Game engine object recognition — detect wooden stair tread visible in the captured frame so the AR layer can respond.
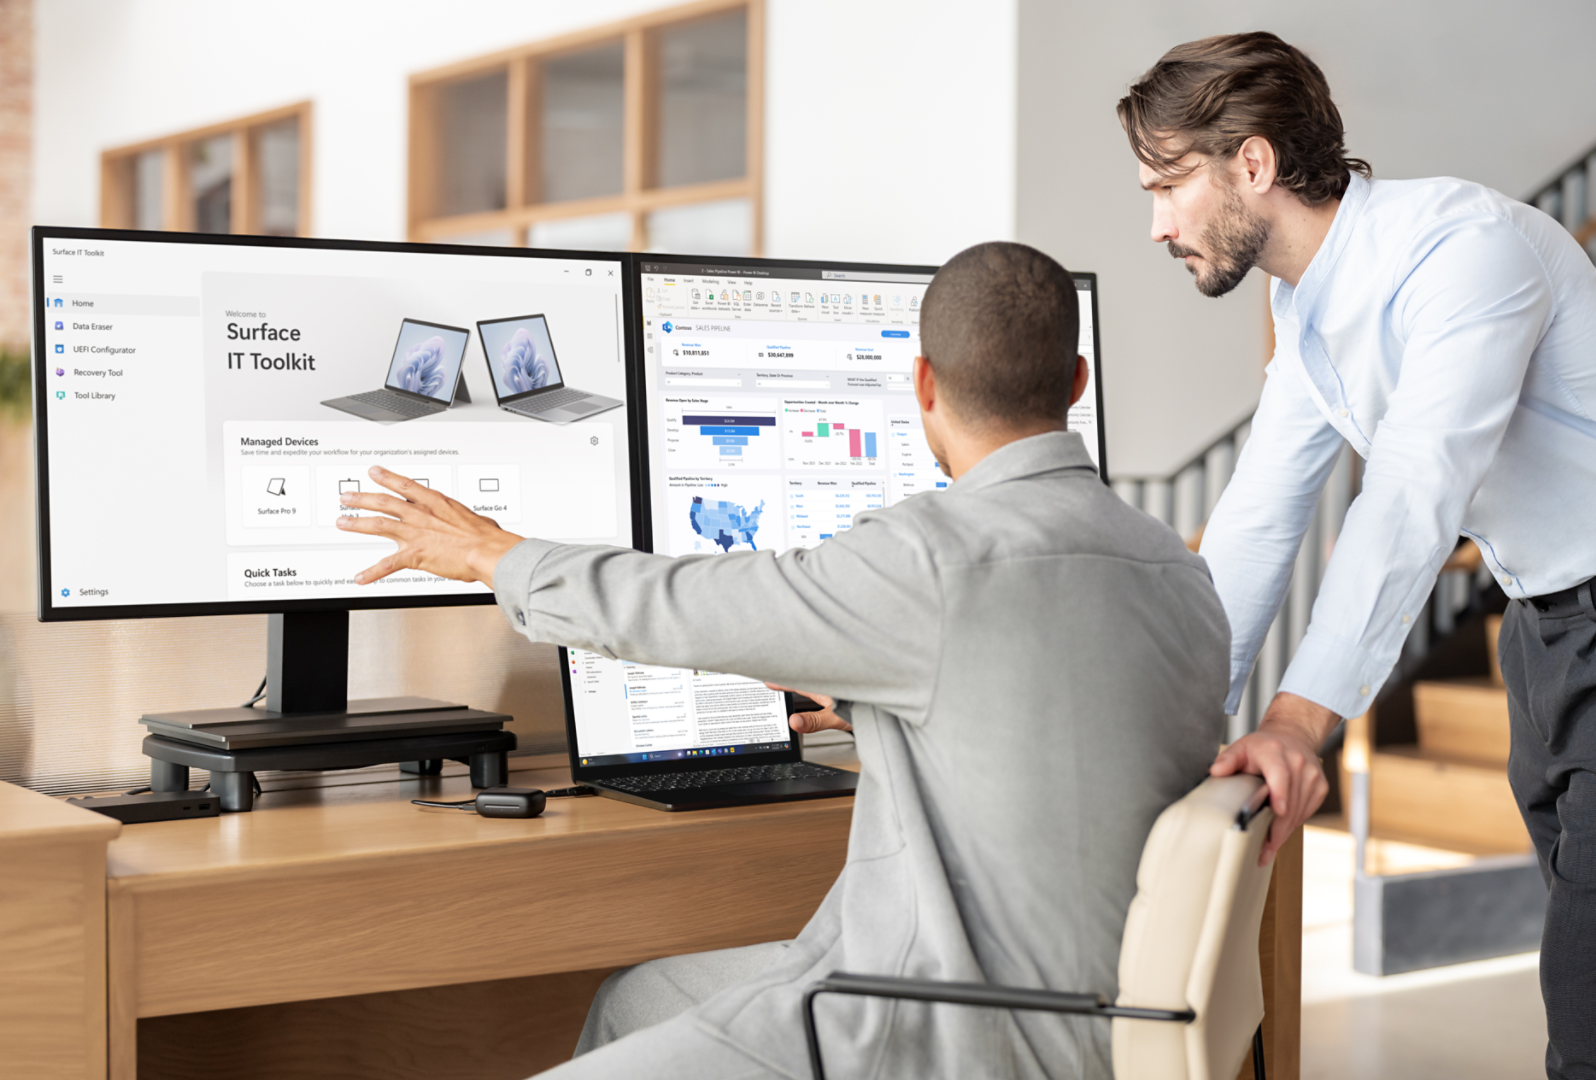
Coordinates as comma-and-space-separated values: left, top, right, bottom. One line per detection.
1368, 744, 1530, 854
1413, 677, 1510, 766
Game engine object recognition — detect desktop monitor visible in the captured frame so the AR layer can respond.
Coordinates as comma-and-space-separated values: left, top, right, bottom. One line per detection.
560, 253, 1106, 778
31, 226, 643, 719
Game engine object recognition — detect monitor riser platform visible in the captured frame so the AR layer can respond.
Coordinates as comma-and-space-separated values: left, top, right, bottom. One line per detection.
138, 613, 515, 812
142, 722, 517, 813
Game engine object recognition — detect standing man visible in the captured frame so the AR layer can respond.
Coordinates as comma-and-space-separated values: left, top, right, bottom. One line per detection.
1119, 32, 1596, 1076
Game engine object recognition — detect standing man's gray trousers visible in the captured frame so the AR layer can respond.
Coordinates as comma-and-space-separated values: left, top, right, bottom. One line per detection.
1501, 578, 1596, 1080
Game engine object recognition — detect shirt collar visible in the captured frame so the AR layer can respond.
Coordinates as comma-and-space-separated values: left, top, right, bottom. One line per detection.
1287, 171, 1371, 321
953, 430, 1098, 493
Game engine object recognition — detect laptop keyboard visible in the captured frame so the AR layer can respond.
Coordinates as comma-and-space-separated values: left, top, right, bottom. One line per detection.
509, 387, 587, 413
603, 762, 849, 795
348, 389, 443, 417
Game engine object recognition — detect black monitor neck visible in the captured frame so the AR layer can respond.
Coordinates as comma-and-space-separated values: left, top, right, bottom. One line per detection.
266, 610, 349, 714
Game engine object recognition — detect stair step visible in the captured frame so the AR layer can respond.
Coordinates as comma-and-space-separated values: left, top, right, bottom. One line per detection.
1370, 746, 1530, 854
1413, 676, 1510, 765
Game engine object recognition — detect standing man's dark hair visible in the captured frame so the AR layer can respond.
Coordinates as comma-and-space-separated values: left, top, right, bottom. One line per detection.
918, 241, 1079, 430
1117, 31, 1370, 206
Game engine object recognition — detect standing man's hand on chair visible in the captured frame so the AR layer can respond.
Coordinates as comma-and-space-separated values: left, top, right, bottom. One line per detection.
1210, 692, 1337, 866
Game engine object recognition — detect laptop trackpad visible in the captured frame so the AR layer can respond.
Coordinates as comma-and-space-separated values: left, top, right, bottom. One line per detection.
711, 777, 855, 799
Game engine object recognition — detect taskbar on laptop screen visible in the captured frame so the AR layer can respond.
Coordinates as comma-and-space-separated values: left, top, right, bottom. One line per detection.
577, 740, 796, 770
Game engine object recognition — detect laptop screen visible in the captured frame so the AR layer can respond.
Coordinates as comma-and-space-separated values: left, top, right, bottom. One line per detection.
480, 315, 565, 401
382, 319, 471, 402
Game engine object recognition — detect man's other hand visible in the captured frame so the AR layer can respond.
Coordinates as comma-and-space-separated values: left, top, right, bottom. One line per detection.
765, 684, 853, 735
336, 466, 525, 588
1211, 691, 1338, 866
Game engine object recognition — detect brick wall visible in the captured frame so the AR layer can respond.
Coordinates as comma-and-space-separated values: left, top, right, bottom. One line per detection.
0, 0, 32, 349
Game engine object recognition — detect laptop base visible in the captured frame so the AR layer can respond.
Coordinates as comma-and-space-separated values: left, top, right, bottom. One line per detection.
590, 763, 858, 812
501, 393, 623, 425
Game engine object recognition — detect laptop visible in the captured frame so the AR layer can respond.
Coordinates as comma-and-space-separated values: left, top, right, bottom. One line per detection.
322, 318, 472, 422
478, 313, 623, 424
560, 650, 858, 811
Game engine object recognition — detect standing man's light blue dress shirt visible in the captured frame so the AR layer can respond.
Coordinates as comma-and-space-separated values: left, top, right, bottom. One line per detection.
1202, 172, 1596, 719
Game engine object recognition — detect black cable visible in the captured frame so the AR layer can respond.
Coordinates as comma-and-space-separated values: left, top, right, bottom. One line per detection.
240, 673, 268, 708
411, 798, 478, 809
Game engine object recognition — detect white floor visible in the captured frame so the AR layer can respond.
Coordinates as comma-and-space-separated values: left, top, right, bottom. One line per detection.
1300, 827, 1548, 1079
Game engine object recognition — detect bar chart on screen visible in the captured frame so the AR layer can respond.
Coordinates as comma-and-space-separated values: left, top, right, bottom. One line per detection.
661, 397, 782, 470
781, 399, 886, 469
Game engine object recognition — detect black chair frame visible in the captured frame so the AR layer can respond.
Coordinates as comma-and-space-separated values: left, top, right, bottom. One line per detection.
801, 787, 1273, 1080
802, 976, 1264, 1080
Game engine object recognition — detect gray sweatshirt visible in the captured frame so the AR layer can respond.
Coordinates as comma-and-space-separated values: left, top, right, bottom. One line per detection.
495, 430, 1228, 1079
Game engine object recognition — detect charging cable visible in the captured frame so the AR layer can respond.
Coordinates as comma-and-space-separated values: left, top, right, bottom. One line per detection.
411, 785, 596, 819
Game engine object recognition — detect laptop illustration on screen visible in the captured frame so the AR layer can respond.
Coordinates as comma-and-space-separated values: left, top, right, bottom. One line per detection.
477, 313, 622, 424
321, 318, 472, 422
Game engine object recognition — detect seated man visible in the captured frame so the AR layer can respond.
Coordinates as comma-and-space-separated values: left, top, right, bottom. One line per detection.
338, 242, 1229, 1080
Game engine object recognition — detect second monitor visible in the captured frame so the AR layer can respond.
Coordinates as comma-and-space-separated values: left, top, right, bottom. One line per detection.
560, 254, 1105, 786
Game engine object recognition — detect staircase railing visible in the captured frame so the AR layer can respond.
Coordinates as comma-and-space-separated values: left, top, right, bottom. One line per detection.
1113, 414, 1494, 741
1528, 141, 1596, 261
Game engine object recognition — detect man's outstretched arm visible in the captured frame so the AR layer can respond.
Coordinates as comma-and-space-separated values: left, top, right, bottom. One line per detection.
338, 466, 942, 724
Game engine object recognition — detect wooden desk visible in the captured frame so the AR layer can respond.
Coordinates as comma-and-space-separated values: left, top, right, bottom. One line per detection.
108, 755, 856, 1079
1, 751, 1301, 1080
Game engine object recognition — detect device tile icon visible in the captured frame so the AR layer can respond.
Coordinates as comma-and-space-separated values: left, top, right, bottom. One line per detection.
338, 480, 360, 495
479, 478, 500, 493
266, 477, 287, 497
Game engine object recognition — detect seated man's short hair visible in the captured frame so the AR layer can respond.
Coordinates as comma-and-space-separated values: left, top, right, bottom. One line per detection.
919, 241, 1080, 429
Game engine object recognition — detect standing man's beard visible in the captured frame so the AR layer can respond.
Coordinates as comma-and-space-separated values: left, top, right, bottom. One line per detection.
1168, 182, 1271, 298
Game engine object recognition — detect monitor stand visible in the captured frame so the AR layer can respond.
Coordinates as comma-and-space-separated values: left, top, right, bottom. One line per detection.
140, 610, 514, 811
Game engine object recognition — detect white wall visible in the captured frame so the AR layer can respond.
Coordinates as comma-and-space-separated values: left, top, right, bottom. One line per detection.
1018, 0, 1596, 477
33, 0, 1015, 264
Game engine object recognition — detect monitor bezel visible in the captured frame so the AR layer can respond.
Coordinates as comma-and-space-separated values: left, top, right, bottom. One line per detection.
31, 225, 648, 622
474, 312, 568, 404
380, 317, 474, 404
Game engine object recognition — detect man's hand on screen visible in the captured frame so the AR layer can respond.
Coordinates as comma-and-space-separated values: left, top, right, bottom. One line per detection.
765, 684, 853, 734
336, 466, 524, 589
1210, 692, 1337, 866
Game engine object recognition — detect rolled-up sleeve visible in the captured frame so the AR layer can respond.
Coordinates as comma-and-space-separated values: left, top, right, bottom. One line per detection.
492, 509, 943, 724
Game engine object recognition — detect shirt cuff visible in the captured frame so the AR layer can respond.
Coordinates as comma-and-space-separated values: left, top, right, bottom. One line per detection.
1276, 625, 1385, 720
493, 538, 562, 634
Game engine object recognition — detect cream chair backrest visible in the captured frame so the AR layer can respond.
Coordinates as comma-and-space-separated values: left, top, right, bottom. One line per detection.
1111, 774, 1275, 1080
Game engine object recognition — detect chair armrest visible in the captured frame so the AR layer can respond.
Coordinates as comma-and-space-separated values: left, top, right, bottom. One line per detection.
801, 972, 1194, 1080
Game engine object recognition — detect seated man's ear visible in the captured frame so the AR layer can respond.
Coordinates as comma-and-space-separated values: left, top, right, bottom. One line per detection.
1069, 354, 1089, 407
913, 355, 937, 414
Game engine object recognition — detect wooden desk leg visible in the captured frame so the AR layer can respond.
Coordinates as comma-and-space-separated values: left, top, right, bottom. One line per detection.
1238, 828, 1303, 1080
108, 888, 137, 1080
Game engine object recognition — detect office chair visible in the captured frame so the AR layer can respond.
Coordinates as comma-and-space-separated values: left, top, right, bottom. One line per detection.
802, 774, 1276, 1080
